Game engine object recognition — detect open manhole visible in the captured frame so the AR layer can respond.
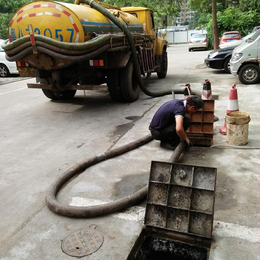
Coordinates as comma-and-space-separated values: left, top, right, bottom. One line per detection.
129, 232, 208, 260
61, 225, 104, 257
128, 162, 217, 260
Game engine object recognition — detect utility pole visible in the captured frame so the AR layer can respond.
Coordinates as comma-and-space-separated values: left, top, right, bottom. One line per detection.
212, 0, 218, 49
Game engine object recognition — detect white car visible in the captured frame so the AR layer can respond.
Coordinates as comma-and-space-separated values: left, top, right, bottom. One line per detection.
0, 39, 19, 77
188, 33, 208, 51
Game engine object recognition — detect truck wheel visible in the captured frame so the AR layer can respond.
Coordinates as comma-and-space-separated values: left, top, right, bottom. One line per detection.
157, 49, 168, 79
223, 57, 231, 74
120, 58, 140, 102
238, 64, 260, 84
0, 64, 10, 77
56, 90, 77, 100
42, 89, 58, 100
107, 69, 124, 102
42, 89, 76, 100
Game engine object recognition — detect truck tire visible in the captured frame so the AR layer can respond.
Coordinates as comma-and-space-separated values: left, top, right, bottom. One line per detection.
120, 58, 140, 102
42, 89, 76, 100
107, 69, 124, 102
0, 64, 10, 77
56, 90, 77, 100
223, 57, 231, 74
238, 64, 260, 84
157, 49, 168, 79
42, 89, 58, 100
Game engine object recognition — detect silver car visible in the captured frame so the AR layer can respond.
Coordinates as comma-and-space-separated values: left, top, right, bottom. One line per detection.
188, 33, 208, 51
0, 39, 19, 77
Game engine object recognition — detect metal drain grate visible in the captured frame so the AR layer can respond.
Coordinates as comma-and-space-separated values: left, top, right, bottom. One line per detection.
61, 225, 104, 257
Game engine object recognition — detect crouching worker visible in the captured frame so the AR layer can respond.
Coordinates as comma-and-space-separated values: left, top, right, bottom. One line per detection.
149, 95, 204, 150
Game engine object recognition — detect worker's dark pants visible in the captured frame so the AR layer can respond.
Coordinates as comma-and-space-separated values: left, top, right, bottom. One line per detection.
149, 117, 191, 142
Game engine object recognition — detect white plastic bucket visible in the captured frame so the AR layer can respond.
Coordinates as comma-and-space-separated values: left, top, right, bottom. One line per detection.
226, 111, 250, 146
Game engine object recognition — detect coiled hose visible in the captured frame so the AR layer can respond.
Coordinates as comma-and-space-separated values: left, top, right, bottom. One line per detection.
3, 34, 132, 62
2, 33, 122, 52
46, 134, 187, 218
46, 135, 153, 218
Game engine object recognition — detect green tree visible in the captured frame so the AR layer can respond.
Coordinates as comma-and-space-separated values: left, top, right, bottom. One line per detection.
0, 13, 12, 39
239, 0, 260, 11
0, 0, 32, 13
217, 8, 260, 35
189, 0, 212, 13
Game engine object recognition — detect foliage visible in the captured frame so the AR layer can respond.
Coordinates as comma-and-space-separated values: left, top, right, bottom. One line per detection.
239, 0, 260, 12
217, 8, 260, 36
188, 0, 212, 13
0, 0, 32, 13
0, 13, 12, 39
0, 0, 34, 39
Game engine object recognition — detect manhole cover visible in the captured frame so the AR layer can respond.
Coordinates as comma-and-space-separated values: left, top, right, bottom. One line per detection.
61, 225, 104, 257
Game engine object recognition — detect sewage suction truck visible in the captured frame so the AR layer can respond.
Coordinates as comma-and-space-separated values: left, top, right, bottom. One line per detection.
2, 0, 168, 102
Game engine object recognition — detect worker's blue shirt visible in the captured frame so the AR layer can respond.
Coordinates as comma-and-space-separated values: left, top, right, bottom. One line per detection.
149, 99, 185, 130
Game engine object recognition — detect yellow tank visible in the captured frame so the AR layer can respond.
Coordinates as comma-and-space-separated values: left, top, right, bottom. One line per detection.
8, 1, 143, 43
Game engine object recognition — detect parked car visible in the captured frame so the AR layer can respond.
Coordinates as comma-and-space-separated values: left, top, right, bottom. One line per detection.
0, 39, 19, 77
206, 29, 260, 74
219, 31, 255, 49
219, 31, 242, 45
205, 47, 234, 73
188, 33, 208, 51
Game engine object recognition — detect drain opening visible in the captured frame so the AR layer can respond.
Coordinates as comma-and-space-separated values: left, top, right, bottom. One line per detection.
130, 235, 208, 260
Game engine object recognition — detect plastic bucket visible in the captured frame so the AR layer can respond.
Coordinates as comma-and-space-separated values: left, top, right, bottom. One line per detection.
226, 111, 250, 145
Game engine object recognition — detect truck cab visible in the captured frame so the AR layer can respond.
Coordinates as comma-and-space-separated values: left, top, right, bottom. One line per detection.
121, 7, 166, 57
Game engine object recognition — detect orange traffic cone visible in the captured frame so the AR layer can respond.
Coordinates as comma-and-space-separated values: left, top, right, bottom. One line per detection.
220, 84, 239, 135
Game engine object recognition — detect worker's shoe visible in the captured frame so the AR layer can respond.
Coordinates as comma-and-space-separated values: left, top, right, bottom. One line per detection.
160, 141, 177, 150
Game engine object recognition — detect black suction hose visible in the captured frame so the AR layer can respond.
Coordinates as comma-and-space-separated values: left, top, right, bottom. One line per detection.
46, 134, 153, 218
46, 134, 187, 218
5, 44, 110, 62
